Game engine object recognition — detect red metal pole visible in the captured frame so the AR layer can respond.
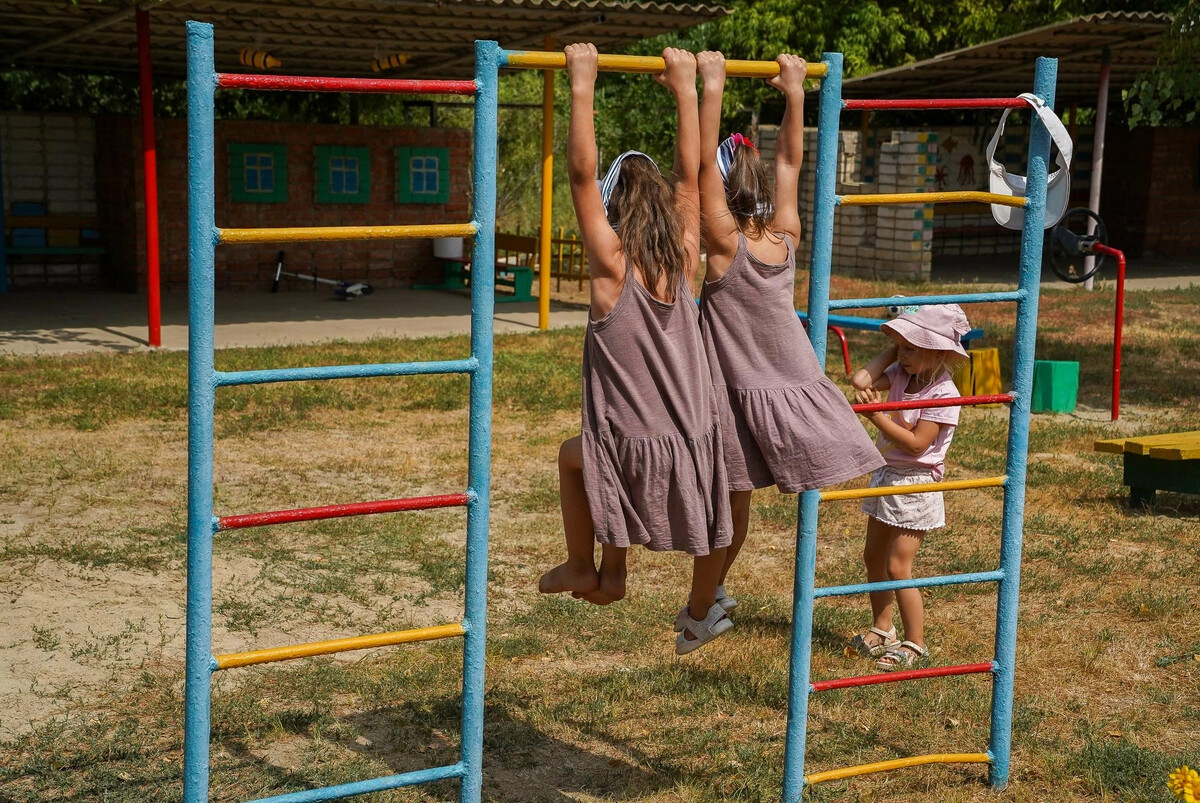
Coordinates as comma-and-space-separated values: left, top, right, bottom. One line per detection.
216, 74, 477, 95
1093, 244, 1125, 420
137, 8, 162, 348
829, 325, 852, 375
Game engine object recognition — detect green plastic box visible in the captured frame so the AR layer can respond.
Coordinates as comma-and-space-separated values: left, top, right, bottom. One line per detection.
1031, 360, 1079, 413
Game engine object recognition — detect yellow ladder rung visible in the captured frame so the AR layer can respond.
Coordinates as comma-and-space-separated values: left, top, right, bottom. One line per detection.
214, 623, 465, 670
821, 475, 1006, 502
805, 752, 991, 785
839, 191, 1026, 208
218, 222, 476, 244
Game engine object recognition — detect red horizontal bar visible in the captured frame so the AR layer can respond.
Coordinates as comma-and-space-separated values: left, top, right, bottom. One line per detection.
844, 97, 1028, 110
812, 661, 993, 692
852, 394, 1014, 414
218, 493, 470, 530
216, 74, 477, 95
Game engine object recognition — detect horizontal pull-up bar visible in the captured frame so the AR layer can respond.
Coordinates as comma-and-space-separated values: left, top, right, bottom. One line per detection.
214, 357, 477, 387
502, 50, 828, 79
217, 74, 478, 95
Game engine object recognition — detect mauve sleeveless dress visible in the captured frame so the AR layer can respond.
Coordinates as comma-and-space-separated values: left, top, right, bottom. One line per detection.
700, 233, 884, 492
581, 267, 733, 556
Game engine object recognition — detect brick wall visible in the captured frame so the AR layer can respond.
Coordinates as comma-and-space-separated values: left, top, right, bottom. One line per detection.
97, 117, 471, 292
1143, 127, 1199, 259
1101, 126, 1200, 260
761, 126, 938, 280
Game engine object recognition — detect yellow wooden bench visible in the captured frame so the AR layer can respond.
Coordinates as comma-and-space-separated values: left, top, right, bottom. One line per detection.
1094, 430, 1200, 508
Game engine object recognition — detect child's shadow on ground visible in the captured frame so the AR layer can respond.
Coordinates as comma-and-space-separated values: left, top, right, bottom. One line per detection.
237, 696, 658, 802
347, 699, 658, 802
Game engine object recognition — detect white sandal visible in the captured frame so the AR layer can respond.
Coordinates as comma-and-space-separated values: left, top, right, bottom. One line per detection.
876, 640, 929, 671
847, 626, 899, 659
673, 585, 737, 632
675, 603, 734, 655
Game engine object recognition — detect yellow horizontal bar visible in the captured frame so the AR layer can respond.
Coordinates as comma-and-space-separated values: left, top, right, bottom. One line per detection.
218, 222, 476, 245
504, 50, 828, 79
214, 623, 465, 670
839, 191, 1026, 208
821, 476, 1006, 502
805, 752, 990, 785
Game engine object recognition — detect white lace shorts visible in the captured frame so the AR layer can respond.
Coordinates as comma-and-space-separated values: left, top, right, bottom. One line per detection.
860, 465, 945, 531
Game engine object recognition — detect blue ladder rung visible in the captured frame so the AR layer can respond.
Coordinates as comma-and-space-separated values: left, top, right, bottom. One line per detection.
827, 290, 1024, 311
813, 570, 1004, 599
796, 311, 986, 343
248, 762, 465, 803
214, 357, 478, 387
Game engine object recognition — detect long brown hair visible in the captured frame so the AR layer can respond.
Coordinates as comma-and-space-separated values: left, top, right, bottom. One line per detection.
606, 156, 686, 301
726, 143, 774, 237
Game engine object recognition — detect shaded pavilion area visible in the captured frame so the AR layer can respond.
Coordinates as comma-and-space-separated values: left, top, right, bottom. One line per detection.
0, 0, 727, 343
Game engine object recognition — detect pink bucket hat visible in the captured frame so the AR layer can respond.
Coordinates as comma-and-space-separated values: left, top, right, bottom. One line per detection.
880, 303, 972, 359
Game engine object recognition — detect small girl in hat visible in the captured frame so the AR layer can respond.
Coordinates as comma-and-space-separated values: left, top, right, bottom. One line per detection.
539, 44, 736, 656
693, 51, 883, 615
848, 303, 973, 670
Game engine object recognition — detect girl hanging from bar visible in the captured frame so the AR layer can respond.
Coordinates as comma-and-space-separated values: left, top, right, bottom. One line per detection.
694, 51, 883, 621
538, 43, 737, 655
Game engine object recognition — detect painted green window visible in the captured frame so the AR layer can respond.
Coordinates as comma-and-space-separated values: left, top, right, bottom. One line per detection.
397, 147, 450, 204
315, 146, 371, 203
229, 143, 287, 203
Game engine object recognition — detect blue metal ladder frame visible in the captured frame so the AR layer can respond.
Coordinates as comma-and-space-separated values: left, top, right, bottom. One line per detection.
780, 53, 1058, 799
183, 23, 499, 803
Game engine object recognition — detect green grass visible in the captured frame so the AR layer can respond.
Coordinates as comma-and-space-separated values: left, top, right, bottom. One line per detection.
1, 276, 1199, 802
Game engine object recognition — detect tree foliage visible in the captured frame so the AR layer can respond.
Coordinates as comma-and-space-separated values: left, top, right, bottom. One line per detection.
1123, 0, 1199, 126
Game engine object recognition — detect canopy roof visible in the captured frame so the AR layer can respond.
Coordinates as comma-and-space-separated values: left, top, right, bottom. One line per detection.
842, 12, 1173, 106
0, 0, 730, 79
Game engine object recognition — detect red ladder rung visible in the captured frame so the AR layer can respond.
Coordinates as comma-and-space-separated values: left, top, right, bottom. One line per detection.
812, 661, 994, 692
844, 97, 1027, 110
852, 394, 1013, 414
218, 493, 470, 530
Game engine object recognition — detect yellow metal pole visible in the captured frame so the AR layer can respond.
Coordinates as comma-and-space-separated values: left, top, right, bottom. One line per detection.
505, 51, 828, 80
805, 753, 990, 785
538, 35, 555, 330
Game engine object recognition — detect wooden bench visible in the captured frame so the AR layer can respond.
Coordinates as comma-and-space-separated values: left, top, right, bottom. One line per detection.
1094, 430, 1200, 508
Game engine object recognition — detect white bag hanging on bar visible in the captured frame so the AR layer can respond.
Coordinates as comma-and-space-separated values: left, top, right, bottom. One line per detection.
987, 92, 1073, 230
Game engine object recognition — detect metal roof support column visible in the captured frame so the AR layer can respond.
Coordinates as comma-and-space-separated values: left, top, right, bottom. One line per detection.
138, 6, 162, 346
1084, 46, 1110, 292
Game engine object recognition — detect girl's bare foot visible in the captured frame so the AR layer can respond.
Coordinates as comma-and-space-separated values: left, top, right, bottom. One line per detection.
570, 546, 627, 605
538, 561, 600, 595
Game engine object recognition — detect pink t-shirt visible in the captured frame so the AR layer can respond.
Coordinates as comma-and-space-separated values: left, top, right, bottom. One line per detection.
876, 363, 960, 481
